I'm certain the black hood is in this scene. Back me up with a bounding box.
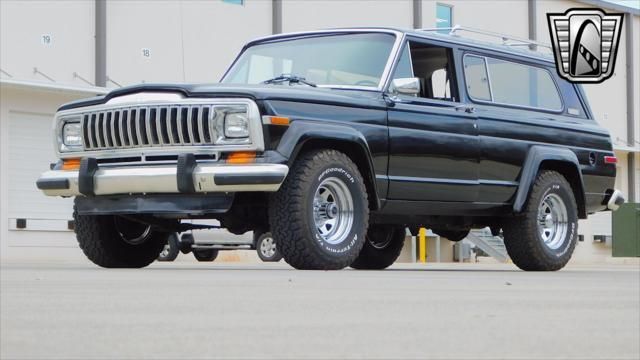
[58,83,386,111]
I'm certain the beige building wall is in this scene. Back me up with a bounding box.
[106,0,272,87]
[0,0,95,86]
[421,0,529,38]
[0,85,97,256]
[282,0,413,32]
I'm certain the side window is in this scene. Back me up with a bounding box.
[393,44,414,80]
[390,41,458,102]
[486,58,562,110]
[463,54,563,111]
[463,55,491,101]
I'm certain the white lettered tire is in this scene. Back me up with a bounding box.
[269,149,369,270]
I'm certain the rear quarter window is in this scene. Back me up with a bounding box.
[463,54,564,112]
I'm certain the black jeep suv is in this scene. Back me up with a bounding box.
[37,28,624,271]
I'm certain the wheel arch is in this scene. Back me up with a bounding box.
[275,120,381,210]
[514,145,587,219]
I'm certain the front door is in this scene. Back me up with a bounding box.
[386,40,479,202]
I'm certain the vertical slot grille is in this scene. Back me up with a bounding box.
[80,104,217,150]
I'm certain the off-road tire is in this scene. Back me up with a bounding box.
[254,231,283,262]
[157,233,180,262]
[503,170,578,271]
[351,225,406,270]
[193,249,219,262]
[269,149,369,270]
[73,208,168,268]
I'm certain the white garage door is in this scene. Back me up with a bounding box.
[7,111,74,231]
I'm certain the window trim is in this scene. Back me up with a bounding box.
[462,52,565,113]
[222,29,405,92]
[386,38,459,102]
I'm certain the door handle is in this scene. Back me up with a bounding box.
[455,105,476,113]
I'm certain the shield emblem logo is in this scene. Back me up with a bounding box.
[547,8,624,83]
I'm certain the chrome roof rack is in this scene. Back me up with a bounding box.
[418,25,553,53]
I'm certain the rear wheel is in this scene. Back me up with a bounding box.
[73,208,168,268]
[270,149,369,270]
[503,170,578,271]
[351,225,406,270]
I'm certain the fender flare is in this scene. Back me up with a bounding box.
[513,145,586,218]
[275,120,380,209]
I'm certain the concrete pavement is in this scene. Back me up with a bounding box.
[1,252,639,359]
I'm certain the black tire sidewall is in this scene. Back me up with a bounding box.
[532,181,578,260]
[305,163,367,259]
[193,249,218,262]
[350,225,406,270]
[158,233,180,261]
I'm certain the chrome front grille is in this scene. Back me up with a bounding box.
[81,105,214,150]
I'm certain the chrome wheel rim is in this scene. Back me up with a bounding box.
[115,217,151,245]
[260,236,277,258]
[537,193,569,250]
[160,243,171,257]
[368,227,393,250]
[313,177,354,245]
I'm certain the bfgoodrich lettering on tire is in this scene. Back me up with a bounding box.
[269,149,369,270]
[503,170,578,271]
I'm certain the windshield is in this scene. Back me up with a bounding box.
[222,33,397,89]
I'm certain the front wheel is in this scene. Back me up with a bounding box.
[351,225,406,270]
[73,208,169,268]
[503,170,578,271]
[269,149,369,270]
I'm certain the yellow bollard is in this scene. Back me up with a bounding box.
[419,227,427,263]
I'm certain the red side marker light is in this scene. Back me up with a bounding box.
[604,156,617,164]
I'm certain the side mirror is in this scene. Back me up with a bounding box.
[391,78,420,96]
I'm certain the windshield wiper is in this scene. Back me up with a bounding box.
[262,74,317,87]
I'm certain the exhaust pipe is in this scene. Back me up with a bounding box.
[606,189,625,211]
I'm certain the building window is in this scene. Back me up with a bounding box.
[436,4,453,32]
[222,0,244,5]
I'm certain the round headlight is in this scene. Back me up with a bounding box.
[63,122,83,146]
[224,113,249,138]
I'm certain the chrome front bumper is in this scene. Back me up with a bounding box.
[37,159,289,197]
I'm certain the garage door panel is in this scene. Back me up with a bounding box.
[8,111,73,221]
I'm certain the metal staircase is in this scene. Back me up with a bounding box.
[466,228,509,262]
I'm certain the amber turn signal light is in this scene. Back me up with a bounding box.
[227,152,256,164]
[262,116,290,126]
[61,158,81,171]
